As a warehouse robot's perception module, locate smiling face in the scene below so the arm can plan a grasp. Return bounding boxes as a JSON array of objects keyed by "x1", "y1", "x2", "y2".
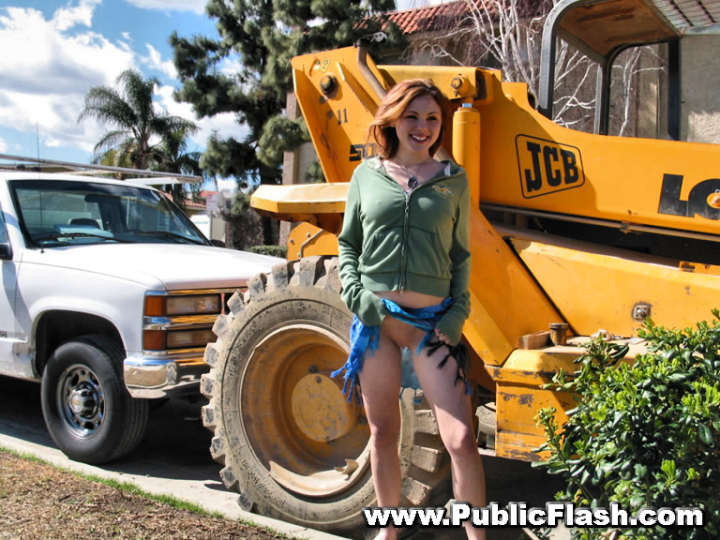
[
  {"x1": 368, "y1": 79, "x2": 449, "y2": 160},
  {"x1": 392, "y1": 94, "x2": 443, "y2": 160}
]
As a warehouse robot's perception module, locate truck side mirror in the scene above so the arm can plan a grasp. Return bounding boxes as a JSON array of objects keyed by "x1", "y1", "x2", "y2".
[
  {"x1": 0, "y1": 243, "x2": 12, "y2": 260},
  {"x1": 210, "y1": 239, "x2": 226, "y2": 248}
]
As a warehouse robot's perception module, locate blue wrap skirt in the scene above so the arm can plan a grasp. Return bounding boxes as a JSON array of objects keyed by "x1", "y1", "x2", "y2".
[{"x1": 332, "y1": 297, "x2": 470, "y2": 401}]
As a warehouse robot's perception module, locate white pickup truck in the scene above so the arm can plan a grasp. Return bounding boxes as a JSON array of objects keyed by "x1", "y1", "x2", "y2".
[{"x1": 0, "y1": 170, "x2": 280, "y2": 464}]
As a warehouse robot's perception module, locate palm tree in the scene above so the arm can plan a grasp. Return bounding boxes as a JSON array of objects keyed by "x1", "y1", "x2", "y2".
[
  {"x1": 150, "y1": 126, "x2": 204, "y2": 205},
  {"x1": 79, "y1": 70, "x2": 197, "y2": 170},
  {"x1": 151, "y1": 126, "x2": 202, "y2": 177}
]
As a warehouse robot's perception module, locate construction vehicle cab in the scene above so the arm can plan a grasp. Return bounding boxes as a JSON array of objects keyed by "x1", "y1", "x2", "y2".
[
  {"x1": 200, "y1": 0, "x2": 720, "y2": 534},
  {"x1": 540, "y1": 0, "x2": 719, "y2": 139}
]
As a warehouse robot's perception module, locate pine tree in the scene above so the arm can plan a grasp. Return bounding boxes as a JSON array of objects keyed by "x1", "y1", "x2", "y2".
[{"x1": 170, "y1": 0, "x2": 405, "y2": 243}]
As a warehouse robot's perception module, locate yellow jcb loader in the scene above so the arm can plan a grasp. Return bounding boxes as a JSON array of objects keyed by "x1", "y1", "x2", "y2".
[{"x1": 199, "y1": 0, "x2": 720, "y2": 534}]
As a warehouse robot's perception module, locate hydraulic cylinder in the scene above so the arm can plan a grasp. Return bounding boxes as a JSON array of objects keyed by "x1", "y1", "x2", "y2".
[{"x1": 452, "y1": 102, "x2": 481, "y2": 204}]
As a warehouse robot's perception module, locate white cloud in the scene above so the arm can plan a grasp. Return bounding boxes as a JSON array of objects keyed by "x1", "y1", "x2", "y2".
[
  {"x1": 0, "y1": 2, "x2": 247, "y2": 169},
  {"x1": 142, "y1": 44, "x2": 177, "y2": 78},
  {"x1": 54, "y1": 0, "x2": 100, "y2": 31},
  {"x1": 155, "y1": 85, "x2": 249, "y2": 150},
  {"x1": 0, "y1": 4, "x2": 135, "y2": 155},
  {"x1": 218, "y1": 57, "x2": 243, "y2": 76},
  {"x1": 124, "y1": 0, "x2": 206, "y2": 14},
  {"x1": 0, "y1": 138, "x2": 6, "y2": 153}
]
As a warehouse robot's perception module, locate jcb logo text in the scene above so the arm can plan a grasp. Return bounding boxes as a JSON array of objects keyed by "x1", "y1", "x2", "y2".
[{"x1": 516, "y1": 135, "x2": 585, "y2": 198}]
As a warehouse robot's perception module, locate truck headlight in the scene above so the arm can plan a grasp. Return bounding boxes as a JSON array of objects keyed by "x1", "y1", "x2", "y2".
[
  {"x1": 166, "y1": 329, "x2": 215, "y2": 349},
  {"x1": 166, "y1": 295, "x2": 220, "y2": 315},
  {"x1": 143, "y1": 328, "x2": 216, "y2": 350},
  {"x1": 145, "y1": 294, "x2": 221, "y2": 316}
]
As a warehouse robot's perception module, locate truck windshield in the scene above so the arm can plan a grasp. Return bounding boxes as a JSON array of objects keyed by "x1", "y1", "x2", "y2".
[{"x1": 10, "y1": 180, "x2": 210, "y2": 247}]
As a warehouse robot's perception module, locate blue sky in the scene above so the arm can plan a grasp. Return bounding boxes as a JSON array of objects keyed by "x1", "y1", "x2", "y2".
[{"x1": 0, "y1": 0, "x2": 428, "y2": 181}]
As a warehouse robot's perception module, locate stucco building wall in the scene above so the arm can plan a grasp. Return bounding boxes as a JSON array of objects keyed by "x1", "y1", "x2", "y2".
[{"x1": 681, "y1": 33, "x2": 720, "y2": 143}]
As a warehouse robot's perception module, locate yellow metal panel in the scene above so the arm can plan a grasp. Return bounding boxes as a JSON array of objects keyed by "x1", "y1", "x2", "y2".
[
  {"x1": 476, "y1": 73, "x2": 720, "y2": 238},
  {"x1": 679, "y1": 261, "x2": 720, "y2": 275},
  {"x1": 452, "y1": 104, "x2": 481, "y2": 205},
  {"x1": 492, "y1": 347, "x2": 579, "y2": 383},
  {"x1": 291, "y1": 48, "x2": 386, "y2": 184},
  {"x1": 337, "y1": 62, "x2": 379, "y2": 115},
  {"x1": 251, "y1": 183, "x2": 349, "y2": 216},
  {"x1": 292, "y1": 68, "x2": 346, "y2": 184},
  {"x1": 493, "y1": 341, "x2": 646, "y2": 461},
  {"x1": 286, "y1": 222, "x2": 339, "y2": 261},
  {"x1": 512, "y1": 236, "x2": 720, "y2": 336},
  {"x1": 494, "y1": 349, "x2": 576, "y2": 461},
  {"x1": 494, "y1": 347, "x2": 577, "y2": 460},
  {"x1": 378, "y1": 65, "x2": 498, "y2": 103},
  {"x1": 463, "y1": 206, "x2": 564, "y2": 366}
]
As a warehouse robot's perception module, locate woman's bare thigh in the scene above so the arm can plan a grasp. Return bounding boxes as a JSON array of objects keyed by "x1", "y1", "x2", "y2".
[
  {"x1": 357, "y1": 320, "x2": 404, "y2": 424},
  {"x1": 412, "y1": 342, "x2": 473, "y2": 428}
]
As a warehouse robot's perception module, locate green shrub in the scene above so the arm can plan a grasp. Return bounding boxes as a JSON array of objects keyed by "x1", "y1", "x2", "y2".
[
  {"x1": 248, "y1": 244, "x2": 287, "y2": 258},
  {"x1": 536, "y1": 312, "x2": 720, "y2": 539}
]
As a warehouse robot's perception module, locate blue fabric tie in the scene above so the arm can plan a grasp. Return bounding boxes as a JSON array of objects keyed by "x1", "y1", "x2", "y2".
[{"x1": 331, "y1": 297, "x2": 453, "y2": 400}]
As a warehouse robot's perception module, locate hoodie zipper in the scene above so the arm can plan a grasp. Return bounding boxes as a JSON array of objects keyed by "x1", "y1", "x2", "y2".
[
  {"x1": 400, "y1": 190, "x2": 410, "y2": 290},
  {"x1": 375, "y1": 159, "x2": 458, "y2": 291}
]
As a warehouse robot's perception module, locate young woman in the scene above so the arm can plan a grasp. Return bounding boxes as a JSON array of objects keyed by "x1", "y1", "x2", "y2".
[{"x1": 335, "y1": 79, "x2": 486, "y2": 540}]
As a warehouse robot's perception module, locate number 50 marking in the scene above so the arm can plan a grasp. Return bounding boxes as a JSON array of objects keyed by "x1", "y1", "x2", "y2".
[{"x1": 349, "y1": 143, "x2": 377, "y2": 162}]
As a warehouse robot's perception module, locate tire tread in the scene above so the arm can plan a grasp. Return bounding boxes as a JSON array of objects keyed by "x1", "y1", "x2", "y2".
[
  {"x1": 202, "y1": 256, "x2": 451, "y2": 534},
  {"x1": 80, "y1": 334, "x2": 149, "y2": 462}
]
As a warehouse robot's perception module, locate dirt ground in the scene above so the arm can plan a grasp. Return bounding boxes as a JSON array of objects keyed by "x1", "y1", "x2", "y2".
[{"x1": 0, "y1": 450, "x2": 284, "y2": 540}]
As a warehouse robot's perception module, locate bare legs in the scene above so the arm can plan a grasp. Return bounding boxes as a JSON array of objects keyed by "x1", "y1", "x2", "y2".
[
  {"x1": 358, "y1": 317, "x2": 486, "y2": 540},
  {"x1": 414, "y1": 341, "x2": 486, "y2": 540},
  {"x1": 359, "y1": 321, "x2": 402, "y2": 540}
]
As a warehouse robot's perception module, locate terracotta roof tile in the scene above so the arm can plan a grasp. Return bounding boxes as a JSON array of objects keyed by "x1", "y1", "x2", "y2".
[
  {"x1": 386, "y1": 1, "x2": 470, "y2": 35},
  {"x1": 382, "y1": 0, "x2": 549, "y2": 35}
]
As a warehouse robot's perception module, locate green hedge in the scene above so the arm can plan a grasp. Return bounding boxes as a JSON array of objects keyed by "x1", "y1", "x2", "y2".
[
  {"x1": 536, "y1": 312, "x2": 720, "y2": 539},
  {"x1": 247, "y1": 244, "x2": 287, "y2": 258}
]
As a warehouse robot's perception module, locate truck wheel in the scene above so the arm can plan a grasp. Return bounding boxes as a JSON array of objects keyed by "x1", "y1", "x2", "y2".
[
  {"x1": 40, "y1": 335, "x2": 149, "y2": 464},
  {"x1": 202, "y1": 256, "x2": 451, "y2": 534}
]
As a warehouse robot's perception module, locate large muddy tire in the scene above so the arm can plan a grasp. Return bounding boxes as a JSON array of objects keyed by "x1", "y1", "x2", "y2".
[
  {"x1": 40, "y1": 334, "x2": 149, "y2": 464},
  {"x1": 201, "y1": 256, "x2": 451, "y2": 535}
]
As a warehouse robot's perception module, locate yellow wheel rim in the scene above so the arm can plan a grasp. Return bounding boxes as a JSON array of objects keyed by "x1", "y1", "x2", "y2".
[{"x1": 241, "y1": 323, "x2": 370, "y2": 497}]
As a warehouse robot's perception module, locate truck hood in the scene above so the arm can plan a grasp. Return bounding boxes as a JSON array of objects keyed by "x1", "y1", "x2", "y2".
[{"x1": 20, "y1": 243, "x2": 283, "y2": 290}]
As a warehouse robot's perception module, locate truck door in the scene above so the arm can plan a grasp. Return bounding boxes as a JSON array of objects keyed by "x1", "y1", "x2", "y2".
[{"x1": 0, "y1": 206, "x2": 18, "y2": 374}]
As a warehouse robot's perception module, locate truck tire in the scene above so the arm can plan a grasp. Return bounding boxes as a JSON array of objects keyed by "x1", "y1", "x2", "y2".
[
  {"x1": 40, "y1": 334, "x2": 149, "y2": 464},
  {"x1": 201, "y1": 256, "x2": 451, "y2": 535}
]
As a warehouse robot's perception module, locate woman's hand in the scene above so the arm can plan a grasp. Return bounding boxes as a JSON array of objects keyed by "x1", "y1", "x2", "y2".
[{"x1": 434, "y1": 328, "x2": 452, "y2": 345}]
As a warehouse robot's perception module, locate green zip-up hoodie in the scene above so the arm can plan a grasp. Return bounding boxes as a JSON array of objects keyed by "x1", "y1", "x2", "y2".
[{"x1": 338, "y1": 156, "x2": 471, "y2": 345}]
